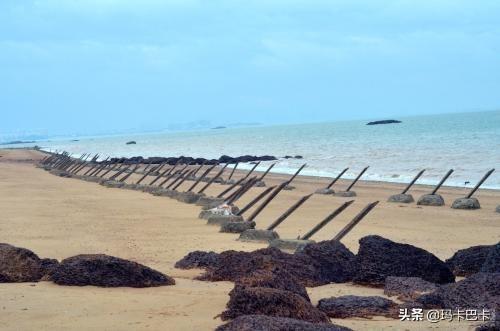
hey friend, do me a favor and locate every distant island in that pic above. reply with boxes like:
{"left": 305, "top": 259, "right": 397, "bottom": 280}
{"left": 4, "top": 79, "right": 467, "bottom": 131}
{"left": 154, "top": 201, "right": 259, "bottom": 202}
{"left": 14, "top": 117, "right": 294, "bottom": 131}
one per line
{"left": 366, "top": 119, "right": 402, "bottom": 125}
{"left": 0, "top": 140, "right": 36, "bottom": 145}
{"left": 211, "top": 126, "right": 227, "bottom": 130}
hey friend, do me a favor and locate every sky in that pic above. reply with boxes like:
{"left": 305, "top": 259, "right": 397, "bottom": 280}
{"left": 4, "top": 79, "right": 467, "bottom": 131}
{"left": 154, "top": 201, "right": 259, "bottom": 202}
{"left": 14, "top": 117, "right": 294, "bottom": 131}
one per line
{"left": 1, "top": 0, "right": 500, "bottom": 137}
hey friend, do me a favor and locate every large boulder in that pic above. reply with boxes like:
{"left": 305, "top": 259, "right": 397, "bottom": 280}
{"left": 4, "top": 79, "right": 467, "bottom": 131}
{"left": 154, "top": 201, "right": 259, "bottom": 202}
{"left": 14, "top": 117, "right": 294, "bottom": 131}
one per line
{"left": 215, "top": 315, "right": 352, "bottom": 331}
{"left": 296, "top": 240, "right": 359, "bottom": 284}
{"left": 384, "top": 276, "right": 438, "bottom": 301}
{"left": 317, "top": 295, "right": 398, "bottom": 319}
{"left": 481, "top": 243, "right": 500, "bottom": 273}
{"left": 237, "top": 266, "right": 310, "bottom": 301}
{"left": 446, "top": 244, "right": 494, "bottom": 276}
{"left": 353, "top": 235, "right": 455, "bottom": 286}
{"left": 416, "top": 272, "right": 500, "bottom": 311}
{"left": 220, "top": 286, "right": 331, "bottom": 324}
{"left": 0, "top": 243, "right": 58, "bottom": 282}
{"left": 48, "top": 254, "right": 175, "bottom": 287}
{"left": 174, "top": 251, "right": 220, "bottom": 270}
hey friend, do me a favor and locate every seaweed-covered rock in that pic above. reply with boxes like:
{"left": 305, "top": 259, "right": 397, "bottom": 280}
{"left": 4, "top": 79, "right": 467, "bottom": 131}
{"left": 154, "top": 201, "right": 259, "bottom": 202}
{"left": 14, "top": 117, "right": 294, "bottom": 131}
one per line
{"left": 481, "top": 243, "right": 500, "bottom": 273}
{"left": 0, "top": 243, "right": 57, "bottom": 282}
{"left": 416, "top": 272, "right": 500, "bottom": 311}
{"left": 237, "top": 266, "right": 310, "bottom": 301}
{"left": 221, "top": 286, "right": 330, "bottom": 323}
{"left": 354, "top": 235, "right": 455, "bottom": 286}
{"left": 49, "top": 254, "right": 175, "bottom": 287}
{"left": 446, "top": 244, "right": 494, "bottom": 276}
{"left": 384, "top": 276, "right": 438, "bottom": 301}
{"left": 317, "top": 295, "right": 398, "bottom": 318}
{"left": 296, "top": 240, "right": 358, "bottom": 284}
{"left": 174, "top": 251, "right": 220, "bottom": 270}
{"left": 215, "top": 315, "right": 352, "bottom": 331}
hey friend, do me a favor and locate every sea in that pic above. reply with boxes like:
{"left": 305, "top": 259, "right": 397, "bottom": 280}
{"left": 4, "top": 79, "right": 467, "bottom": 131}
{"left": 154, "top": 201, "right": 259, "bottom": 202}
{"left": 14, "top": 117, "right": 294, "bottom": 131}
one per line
{"left": 7, "top": 111, "right": 500, "bottom": 189}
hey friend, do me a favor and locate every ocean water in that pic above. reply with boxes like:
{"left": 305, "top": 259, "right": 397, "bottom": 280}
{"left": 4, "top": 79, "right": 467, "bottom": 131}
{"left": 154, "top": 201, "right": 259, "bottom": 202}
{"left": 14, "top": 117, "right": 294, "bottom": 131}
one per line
{"left": 21, "top": 111, "right": 500, "bottom": 189}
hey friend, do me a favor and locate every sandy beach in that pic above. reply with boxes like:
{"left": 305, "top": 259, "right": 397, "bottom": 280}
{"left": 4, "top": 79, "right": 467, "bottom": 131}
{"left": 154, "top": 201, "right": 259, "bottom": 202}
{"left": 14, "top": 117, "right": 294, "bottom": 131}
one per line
{"left": 1, "top": 148, "right": 499, "bottom": 331}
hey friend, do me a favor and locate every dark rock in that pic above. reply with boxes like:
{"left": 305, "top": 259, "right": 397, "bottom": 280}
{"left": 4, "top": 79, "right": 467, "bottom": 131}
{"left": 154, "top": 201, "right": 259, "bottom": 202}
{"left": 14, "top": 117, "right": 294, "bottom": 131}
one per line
{"left": 417, "top": 194, "right": 445, "bottom": 206}
{"left": 384, "top": 276, "right": 438, "bottom": 301}
{"left": 0, "top": 243, "right": 58, "bottom": 282}
{"left": 48, "top": 254, "right": 175, "bottom": 287}
{"left": 215, "top": 315, "right": 352, "bottom": 331}
{"left": 126, "top": 141, "right": 136, "bottom": 145}
{"left": 296, "top": 240, "right": 359, "bottom": 284}
{"left": 475, "top": 315, "right": 500, "bottom": 331}
{"left": 366, "top": 120, "right": 402, "bottom": 125}
{"left": 481, "top": 243, "right": 500, "bottom": 273}
{"left": 333, "top": 191, "right": 356, "bottom": 197}
{"left": 451, "top": 197, "right": 481, "bottom": 210}
{"left": 387, "top": 193, "right": 414, "bottom": 203}
{"left": 446, "top": 244, "right": 494, "bottom": 276}
{"left": 354, "top": 235, "right": 455, "bottom": 286}
{"left": 496, "top": 205, "right": 500, "bottom": 213}
{"left": 269, "top": 239, "right": 314, "bottom": 252}
{"left": 237, "top": 266, "right": 310, "bottom": 301}
{"left": 416, "top": 272, "right": 500, "bottom": 311}
{"left": 221, "top": 286, "right": 330, "bottom": 323}
{"left": 174, "top": 251, "right": 221, "bottom": 270}
{"left": 318, "top": 295, "right": 398, "bottom": 318}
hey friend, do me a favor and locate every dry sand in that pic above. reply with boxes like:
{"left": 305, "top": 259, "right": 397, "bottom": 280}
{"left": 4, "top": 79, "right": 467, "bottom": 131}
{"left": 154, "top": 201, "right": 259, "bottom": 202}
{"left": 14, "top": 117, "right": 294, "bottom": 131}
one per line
{"left": 1, "top": 149, "right": 499, "bottom": 330}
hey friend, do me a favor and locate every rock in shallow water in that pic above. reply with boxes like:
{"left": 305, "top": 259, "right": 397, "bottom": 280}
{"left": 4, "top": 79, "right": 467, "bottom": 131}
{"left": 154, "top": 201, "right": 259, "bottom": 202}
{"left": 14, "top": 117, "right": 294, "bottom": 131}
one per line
{"left": 353, "top": 235, "right": 455, "bottom": 286}
{"left": 48, "top": 254, "right": 175, "bottom": 287}
{"left": 215, "top": 315, "right": 352, "bottom": 331}
{"left": 0, "top": 243, "right": 58, "bottom": 283}
{"left": 317, "top": 295, "right": 398, "bottom": 318}
{"left": 220, "top": 286, "right": 330, "bottom": 323}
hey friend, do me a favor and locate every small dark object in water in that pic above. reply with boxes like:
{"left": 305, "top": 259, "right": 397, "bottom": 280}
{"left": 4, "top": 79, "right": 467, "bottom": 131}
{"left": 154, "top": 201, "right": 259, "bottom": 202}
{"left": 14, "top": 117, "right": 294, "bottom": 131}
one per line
{"left": 212, "top": 126, "right": 226, "bottom": 129}
{"left": 366, "top": 120, "right": 401, "bottom": 125}
{"left": 174, "top": 251, "right": 221, "bottom": 270}
{"left": 126, "top": 141, "right": 136, "bottom": 145}
{"left": 0, "top": 243, "right": 58, "bottom": 283}
{"left": 384, "top": 276, "right": 438, "bottom": 301}
{"left": 49, "top": 254, "right": 175, "bottom": 287}
{"left": 220, "top": 286, "right": 331, "bottom": 323}
{"left": 445, "top": 244, "right": 494, "bottom": 276}
{"left": 317, "top": 295, "right": 398, "bottom": 318}
{"left": 215, "top": 315, "right": 352, "bottom": 331}
{"left": 354, "top": 235, "right": 455, "bottom": 286}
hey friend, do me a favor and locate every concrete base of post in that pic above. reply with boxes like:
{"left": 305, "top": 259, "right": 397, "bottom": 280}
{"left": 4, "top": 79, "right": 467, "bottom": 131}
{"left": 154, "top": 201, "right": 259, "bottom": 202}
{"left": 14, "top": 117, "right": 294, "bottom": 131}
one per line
{"left": 283, "top": 185, "right": 296, "bottom": 191}
{"left": 334, "top": 190, "right": 357, "bottom": 197}
{"left": 220, "top": 221, "right": 255, "bottom": 233}
{"left": 417, "top": 194, "right": 445, "bottom": 206}
{"left": 496, "top": 205, "right": 500, "bottom": 213}
{"left": 152, "top": 189, "right": 178, "bottom": 198}
{"left": 224, "top": 179, "right": 237, "bottom": 185}
{"left": 268, "top": 238, "right": 315, "bottom": 252}
{"left": 175, "top": 191, "right": 202, "bottom": 204}
{"left": 206, "top": 214, "right": 244, "bottom": 226}
{"left": 142, "top": 186, "right": 158, "bottom": 193}
{"left": 388, "top": 193, "right": 414, "bottom": 203}
{"left": 101, "top": 180, "right": 125, "bottom": 189}
{"left": 50, "top": 169, "right": 71, "bottom": 177}
{"left": 213, "top": 177, "right": 225, "bottom": 184}
{"left": 254, "top": 180, "right": 266, "bottom": 187}
{"left": 315, "top": 187, "right": 335, "bottom": 195}
{"left": 197, "top": 196, "right": 226, "bottom": 209}
{"left": 451, "top": 197, "right": 481, "bottom": 210}
{"left": 83, "top": 176, "right": 101, "bottom": 182}
{"left": 238, "top": 229, "right": 280, "bottom": 243}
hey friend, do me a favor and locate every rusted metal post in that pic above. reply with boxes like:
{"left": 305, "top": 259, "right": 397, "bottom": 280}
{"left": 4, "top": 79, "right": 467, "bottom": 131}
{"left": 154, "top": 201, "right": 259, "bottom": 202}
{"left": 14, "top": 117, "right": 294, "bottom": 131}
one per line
{"left": 346, "top": 166, "right": 369, "bottom": 192}
{"left": 242, "top": 161, "right": 261, "bottom": 180}
{"left": 258, "top": 163, "right": 276, "bottom": 182}
{"left": 148, "top": 166, "right": 172, "bottom": 185}
{"left": 430, "top": 169, "right": 454, "bottom": 195}
{"left": 287, "top": 163, "right": 307, "bottom": 186}
{"left": 267, "top": 194, "right": 313, "bottom": 231}
{"left": 171, "top": 168, "right": 197, "bottom": 191}
{"left": 333, "top": 201, "right": 379, "bottom": 242}
{"left": 100, "top": 163, "right": 120, "bottom": 178}
{"left": 166, "top": 168, "right": 191, "bottom": 189}
{"left": 226, "top": 177, "right": 258, "bottom": 204}
{"left": 217, "top": 177, "right": 246, "bottom": 198}
{"left": 136, "top": 167, "right": 155, "bottom": 185}
{"left": 83, "top": 162, "right": 100, "bottom": 176}
{"left": 197, "top": 164, "right": 229, "bottom": 194}
{"left": 401, "top": 169, "right": 426, "bottom": 194}
{"left": 186, "top": 163, "right": 218, "bottom": 192}
{"left": 227, "top": 162, "right": 239, "bottom": 181}
{"left": 236, "top": 186, "right": 276, "bottom": 216}
{"left": 157, "top": 166, "right": 185, "bottom": 187}
{"left": 246, "top": 181, "right": 289, "bottom": 222}
{"left": 119, "top": 165, "right": 140, "bottom": 182}
{"left": 109, "top": 165, "right": 131, "bottom": 181}
{"left": 327, "top": 168, "right": 349, "bottom": 189}
{"left": 466, "top": 169, "right": 495, "bottom": 198}
{"left": 300, "top": 200, "right": 355, "bottom": 240}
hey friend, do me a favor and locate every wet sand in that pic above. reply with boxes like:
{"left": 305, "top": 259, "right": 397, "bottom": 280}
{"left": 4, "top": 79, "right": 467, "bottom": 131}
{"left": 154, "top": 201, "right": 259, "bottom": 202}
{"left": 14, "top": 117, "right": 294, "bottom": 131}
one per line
{"left": 1, "top": 149, "right": 499, "bottom": 330}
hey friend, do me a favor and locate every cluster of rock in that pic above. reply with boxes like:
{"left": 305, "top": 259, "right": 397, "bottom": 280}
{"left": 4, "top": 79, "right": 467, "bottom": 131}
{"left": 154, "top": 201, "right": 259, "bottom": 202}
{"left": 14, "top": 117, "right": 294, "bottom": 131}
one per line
{"left": 108, "top": 154, "right": 278, "bottom": 165}
{"left": 1, "top": 243, "right": 174, "bottom": 288}
{"left": 175, "top": 236, "right": 499, "bottom": 329}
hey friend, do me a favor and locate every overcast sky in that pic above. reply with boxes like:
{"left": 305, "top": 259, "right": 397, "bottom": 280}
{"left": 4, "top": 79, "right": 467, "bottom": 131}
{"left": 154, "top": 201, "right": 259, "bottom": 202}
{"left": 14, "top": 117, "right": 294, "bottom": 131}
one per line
{"left": 1, "top": 0, "right": 499, "bottom": 136}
